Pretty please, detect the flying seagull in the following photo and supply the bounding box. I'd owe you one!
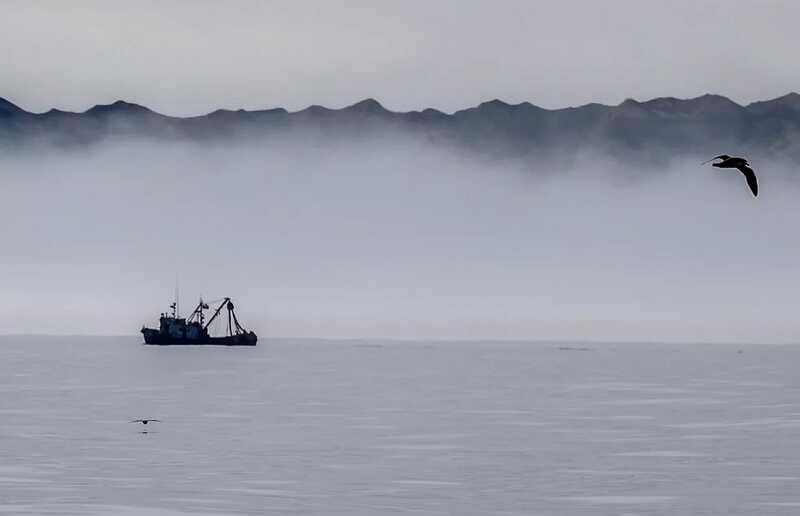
[130,419,161,425]
[702,155,758,197]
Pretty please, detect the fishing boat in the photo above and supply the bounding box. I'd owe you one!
[141,297,257,346]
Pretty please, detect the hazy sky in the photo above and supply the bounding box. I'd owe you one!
[1,0,798,115]
[2,2,799,343]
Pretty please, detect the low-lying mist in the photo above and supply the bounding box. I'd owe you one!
[1,133,798,343]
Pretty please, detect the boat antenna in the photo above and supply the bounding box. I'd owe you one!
[174,274,180,318]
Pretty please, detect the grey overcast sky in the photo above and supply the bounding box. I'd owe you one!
[1,0,798,115]
[3,1,800,343]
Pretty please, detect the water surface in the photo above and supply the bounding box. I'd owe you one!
[1,337,798,515]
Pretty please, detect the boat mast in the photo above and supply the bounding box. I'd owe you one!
[186,298,209,325]
[227,301,233,336]
[174,275,180,318]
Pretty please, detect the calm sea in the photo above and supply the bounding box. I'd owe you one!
[1,336,799,515]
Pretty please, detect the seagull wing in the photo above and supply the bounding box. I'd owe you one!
[737,164,758,197]
[148,419,162,423]
[130,419,144,423]
[701,154,730,164]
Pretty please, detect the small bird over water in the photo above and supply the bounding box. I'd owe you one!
[702,155,758,197]
[130,419,161,425]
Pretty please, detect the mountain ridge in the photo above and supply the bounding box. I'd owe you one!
[2,93,800,166]
[6,92,799,118]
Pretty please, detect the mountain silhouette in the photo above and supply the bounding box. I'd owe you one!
[2,94,800,166]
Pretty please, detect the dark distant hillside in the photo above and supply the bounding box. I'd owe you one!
[2,93,800,167]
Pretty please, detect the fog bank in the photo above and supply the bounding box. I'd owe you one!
[1,137,797,343]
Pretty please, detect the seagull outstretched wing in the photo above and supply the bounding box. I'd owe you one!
[736,165,758,197]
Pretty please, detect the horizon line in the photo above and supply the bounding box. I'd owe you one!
[0,333,792,347]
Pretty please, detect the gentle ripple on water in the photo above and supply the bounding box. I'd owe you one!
[0,336,799,515]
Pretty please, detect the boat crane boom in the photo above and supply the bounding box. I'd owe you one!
[203,297,230,331]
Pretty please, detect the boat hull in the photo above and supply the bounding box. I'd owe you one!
[141,328,257,346]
